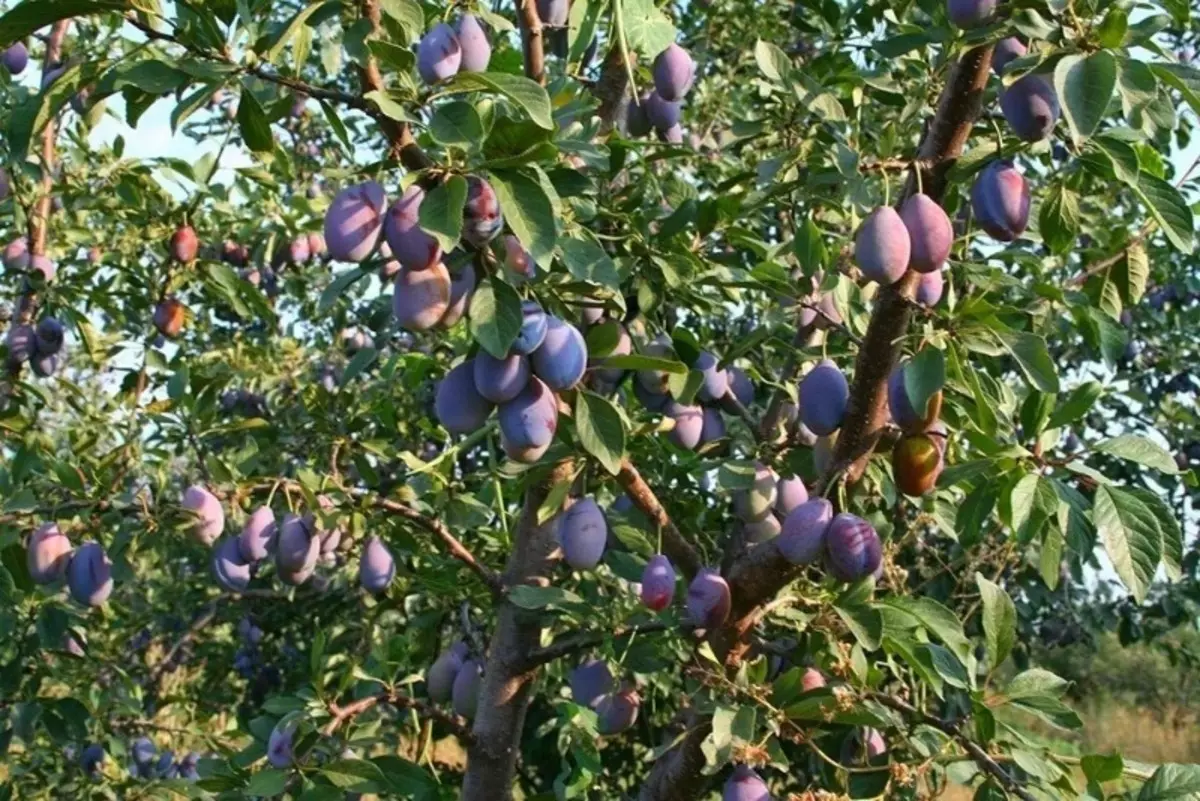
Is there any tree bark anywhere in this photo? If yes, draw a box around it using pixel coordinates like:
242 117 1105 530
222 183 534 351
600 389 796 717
461 459 575 801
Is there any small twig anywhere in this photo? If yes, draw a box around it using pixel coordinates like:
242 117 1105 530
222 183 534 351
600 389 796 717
149 601 219 689
322 689 474 742
375 496 503 595
459 600 489 658
616 459 702 580
526 619 680 666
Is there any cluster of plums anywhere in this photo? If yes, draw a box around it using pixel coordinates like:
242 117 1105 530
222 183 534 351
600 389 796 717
76 741 204 782
729 464 813 545
425 641 483 720
888 359 948 496
5 314 66 377
417 14 492 84
26 524 114 607
180 485 397 595
3 236 58 283
569 658 640 735
627 43 698 144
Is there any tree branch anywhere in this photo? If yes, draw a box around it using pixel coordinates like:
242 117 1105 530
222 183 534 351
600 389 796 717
359 0 432 171
526 619 678 666
374 496 504 595
323 688 474 743
615 459 702 581
516 0 546 85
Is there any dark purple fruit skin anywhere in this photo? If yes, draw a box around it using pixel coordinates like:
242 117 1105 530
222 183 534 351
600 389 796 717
653 44 696 101
971 161 1030 241
775 476 808 516
558 497 608 569
777 499 833 564
640 554 676 611
463 176 504 247
67 541 114 607
645 92 682 131
392 262 452 331
993 37 1027 76
80 744 105 775
436 360 494 435
899 194 952 274
693 351 728 402
570 659 614 708
456 14 491 72
946 0 996 28
324 182 386 262
596 688 640 734
267 723 294 768
452 659 483 719
686 568 731 628
1000 74 1060 142
537 0 569 26
3 43 28 75
359 536 395 594
383 186 442 271
627 92 653 137
887 363 922 431
916 269 945 307
723 764 770 801
530 317 587 390
824 513 883 581
418 23 462 84
212 537 251 592
497 376 558 461
855 206 910 285
799 360 849 436
723 366 755 410
473 351 531 403
427 643 467 702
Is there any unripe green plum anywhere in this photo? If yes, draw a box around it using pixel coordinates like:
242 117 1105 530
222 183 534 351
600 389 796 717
383 186 442 271
799 360 849 436
359 536 396 594
436 360 495 435
392 262 451 331
531 317 587 390
474 351 531 403
239 506 277 562
452 659 483 719
824 514 882 581
570 659 614 708
182 485 224 546
67 542 113 607
417 23 462 84
640 554 676 611
1000 75 1060 141
456 15 491 72
27 523 72 584
427 642 468 702
892 432 944 496
212 537 251 592
558 497 607 569
653 44 696 101
595 688 640 735
723 764 770 801
899 194 952 273
778 499 833 564
324 182 386 262
855 206 910 285
686 567 731 628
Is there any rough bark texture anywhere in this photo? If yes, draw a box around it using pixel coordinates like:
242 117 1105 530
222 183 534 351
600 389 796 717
516 0 546 86
635 45 996 801
595 45 632 134
461 459 575 801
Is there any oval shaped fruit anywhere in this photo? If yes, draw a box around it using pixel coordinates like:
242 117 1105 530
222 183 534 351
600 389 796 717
267 722 295 768
418 23 462 84
645 92 682 131
463 176 504 247
653 43 696 101
799 360 849 436
439 266 476 328
855 206 911 285
456 14 491 72
993 37 1026 76
627 92 653 137
699 406 727 445
687 567 731 628
324 182 386 262
824 514 882 581
154 298 186 339
733 462 778 522
27 523 72 584
1000 74 1060 142
182 485 224 546
892 433 945 496
275 514 319 574
503 235 536 280
971 161 1030 241
558 497 607 570
452 659 483 719
634 379 670 413
775 476 808 516
570 659 613 708
498 376 558 462
596 688 640 735
887 361 941 432
80 744 106 776
238 506 276 563
777 499 833 564
427 643 467 702
35 317 65 356
665 401 704 450
744 513 782 544
169 225 198 263
3 236 28 270
947 0 996 28
513 301 549 355
537 0 569 26
3 42 28 75
359 536 396 594
436 360 495 435
307 231 326 260
801 667 826 691
723 764 770 801
916 268 945 307
640 554 676 611
899 194 952 274
531 317 587 390
212 537 251 592
474 351 531 403
393 262 452 331
6 323 34 366
67 542 114 607
383 186 442 271
693 351 729 403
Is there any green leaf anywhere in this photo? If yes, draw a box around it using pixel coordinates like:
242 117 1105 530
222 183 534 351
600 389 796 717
0 0 130 44
834 601 882 651
904 347 945 422
429 101 484 150
1097 7 1129 48
1038 183 1081 255
574 391 626 476
600 355 687 374
975 574 1016 672
754 39 791 82
792 215 828 275
1081 753 1124 784
342 348 378 384
882 597 972 664
999 332 1060 393
319 758 386 790
265 1 339 63
318 268 367 314
1094 485 1162 603
619 0 676 56
1137 763 1200 800
1130 171 1195 254
1128 488 1183 582
559 237 620 290
1054 52 1117 144
378 0 423 42
1047 381 1102 429
468 278 523 359
489 169 557 268
508 584 583 609
245 769 289 796
1093 434 1179 474
1114 241 1150 305
236 90 274 154
1004 668 1069 701
442 72 553 130
419 175 468 253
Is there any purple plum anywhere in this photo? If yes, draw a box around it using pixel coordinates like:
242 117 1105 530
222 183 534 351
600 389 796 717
916 269 945 307
824 514 883 581
359 536 395 594
665 401 704 449
723 764 770 801
27 523 72 584
687 567 731 628
383 186 442 271
734 462 778 522
778 499 834 564
67 542 113 607
798 359 849 436
438 265 476 328
452 659 482 719
3 42 28 75
324 181 386 262
436 360 495 435
774 476 808 516
427 642 468 702
899 194 952 273
947 0 996 28
653 44 696 101
418 23 462 84
1000 75 1060 142
855 206 911 285
558 497 607 569
393 262 452 330
182 485 225 546
531 317 587 390
212 537 251 592
693 351 729 403
971 160 1030 241
645 92 682 131
570 659 614 708
640 554 676 611
463 177 504 247
456 15 491 72
595 688 640 735
993 37 1026 76
474 351 531 403
498 376 558 462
